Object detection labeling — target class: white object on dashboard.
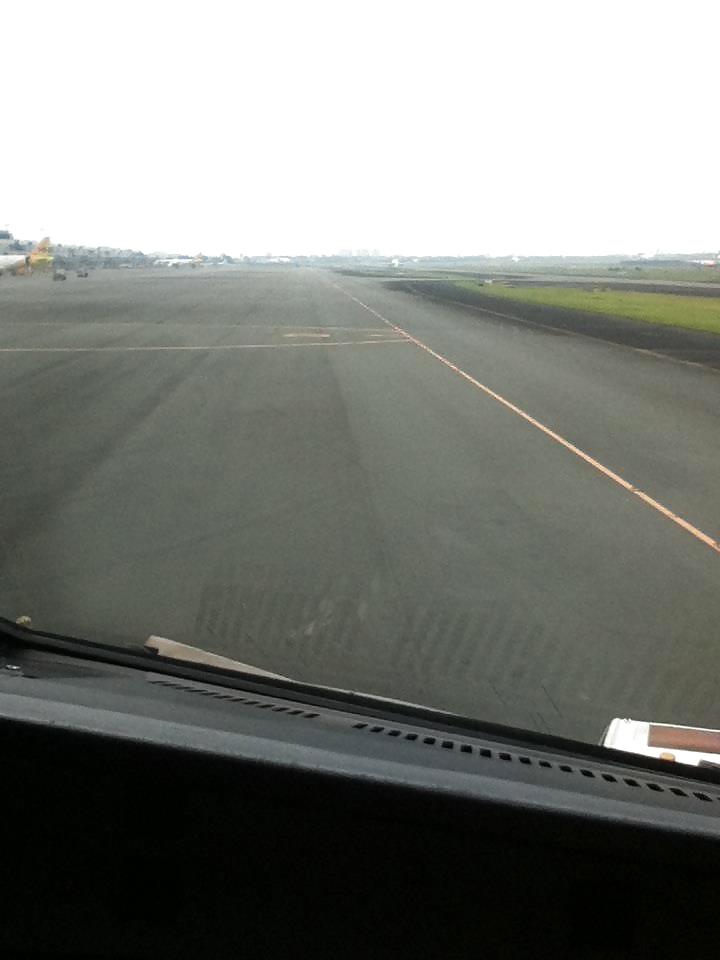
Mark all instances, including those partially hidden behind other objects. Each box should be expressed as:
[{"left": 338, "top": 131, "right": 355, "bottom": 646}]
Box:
[{"left": 603, "top": 717, "right": 720, "bottom": 767}]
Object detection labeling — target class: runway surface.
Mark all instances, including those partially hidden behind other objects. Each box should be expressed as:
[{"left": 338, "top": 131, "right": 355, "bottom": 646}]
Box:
[{"left": 1, "top": 266, "right": 719, "bottom": 741}]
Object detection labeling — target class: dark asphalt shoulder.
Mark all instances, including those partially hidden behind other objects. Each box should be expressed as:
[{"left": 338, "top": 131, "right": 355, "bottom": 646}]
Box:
[{"left": 388, "top": 279, "right": 720, "bottom": 370}]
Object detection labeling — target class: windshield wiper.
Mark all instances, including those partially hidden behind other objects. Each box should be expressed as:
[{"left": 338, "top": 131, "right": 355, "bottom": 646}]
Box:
[{"left": 144, "top": 635, "right": 289, "bottom": 680}]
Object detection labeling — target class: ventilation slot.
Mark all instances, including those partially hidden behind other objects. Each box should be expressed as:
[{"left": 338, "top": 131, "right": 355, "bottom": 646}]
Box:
[
  {"left": 153, "top": 678, "right": 720, "bottom": 808},
  {"left": 348, "top": 720, "right": 719, "bottom": 808},
  {"left": 147, "top": 677, "right": 319, "bottom": 719}
]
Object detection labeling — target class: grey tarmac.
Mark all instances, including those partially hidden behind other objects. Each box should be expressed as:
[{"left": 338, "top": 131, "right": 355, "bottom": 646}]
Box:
[{"left": 1, "top": 266, "right": 719, "bottom": 742}]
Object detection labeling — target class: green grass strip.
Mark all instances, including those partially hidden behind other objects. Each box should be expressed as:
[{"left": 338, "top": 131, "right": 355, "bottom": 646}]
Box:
[{"left": 451, "top": 280, "right": 720, "bottom": 336}]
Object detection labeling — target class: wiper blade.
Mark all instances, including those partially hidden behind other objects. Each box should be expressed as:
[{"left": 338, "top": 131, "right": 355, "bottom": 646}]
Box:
[
  {"left": 144, "top": 634, "right": 441, "bottom": 712},
  {"left": 145, "top": 635, "right": 289, "bottom": 680}
]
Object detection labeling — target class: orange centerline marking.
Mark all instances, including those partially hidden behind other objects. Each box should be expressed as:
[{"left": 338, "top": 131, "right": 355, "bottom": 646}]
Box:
[{"left": 334, "top": 283, "right": 720, "bottom": 557}]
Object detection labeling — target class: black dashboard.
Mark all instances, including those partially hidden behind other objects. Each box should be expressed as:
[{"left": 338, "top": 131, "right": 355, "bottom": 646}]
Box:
[{"left": 1, "top": 632, "right": 718, "bottom": 958}]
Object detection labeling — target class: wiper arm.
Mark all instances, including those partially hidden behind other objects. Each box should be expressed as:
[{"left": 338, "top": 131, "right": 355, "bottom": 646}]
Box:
[
  {"left": 144, "top": 635, "right": 438, "bottom": 712},
  {"left": 145, "top": 635, "right": 289, "bottom": 680}
]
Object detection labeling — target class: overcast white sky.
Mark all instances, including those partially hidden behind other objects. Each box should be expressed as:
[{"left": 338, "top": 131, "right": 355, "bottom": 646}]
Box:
[{"left": 3, "top": 0, "right": 718, "bottom": 256}]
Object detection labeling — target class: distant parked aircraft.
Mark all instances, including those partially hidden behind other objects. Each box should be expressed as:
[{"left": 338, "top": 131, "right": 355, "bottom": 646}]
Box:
[
  {"left": 0, "top": 238, "right": 54, "bottom": 275},
  {"left": 153, "top": 254, "right": 204, "bottom": 268}
]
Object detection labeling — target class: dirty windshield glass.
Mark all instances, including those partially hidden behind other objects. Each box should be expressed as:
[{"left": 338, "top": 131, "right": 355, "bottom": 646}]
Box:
[{"left": 2, "top": 0, "right": 719, "bottom": 746}]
